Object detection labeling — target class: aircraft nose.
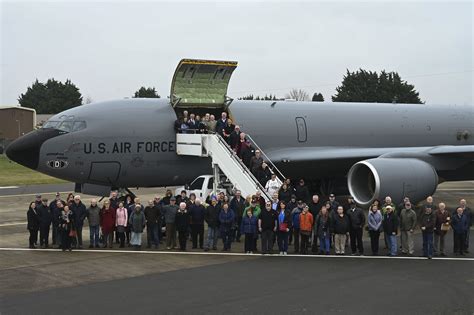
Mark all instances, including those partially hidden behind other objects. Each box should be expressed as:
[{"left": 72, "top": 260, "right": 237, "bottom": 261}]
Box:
[{"left": 6, "top": 129, "right": 62, "bottom": 170}]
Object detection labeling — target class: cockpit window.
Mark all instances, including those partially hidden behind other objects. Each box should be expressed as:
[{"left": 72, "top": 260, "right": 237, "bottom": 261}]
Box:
[
  {"left": 57, "top": 121, "right": 74, "bottom": 132},
  {"left": 42, "top": 121, "right": 60, "bottom": 129},
  {"left": 72, "top": 121, "right": 87, "bottom": 132}
]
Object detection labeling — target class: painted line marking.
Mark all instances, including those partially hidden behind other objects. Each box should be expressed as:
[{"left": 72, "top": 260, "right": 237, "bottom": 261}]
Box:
[
  {"left": 0, "top": 186, "right": 19, "bottom": 189},
  {"left": 0, "top": 222, "right": 27, "bottom": 227},
  {"left": 0, "top": 248, "right": 473, "bottom": 261}
]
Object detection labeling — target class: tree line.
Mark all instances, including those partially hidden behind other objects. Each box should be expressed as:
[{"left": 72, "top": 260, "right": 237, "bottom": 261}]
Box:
[{"left": 18, "top": 69, "right": 422, "bottom": 114}]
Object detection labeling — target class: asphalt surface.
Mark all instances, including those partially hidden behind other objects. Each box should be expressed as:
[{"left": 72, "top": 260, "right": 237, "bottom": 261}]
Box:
[{"left": 1, "top": 255, "right": 473, "bottom": 315}]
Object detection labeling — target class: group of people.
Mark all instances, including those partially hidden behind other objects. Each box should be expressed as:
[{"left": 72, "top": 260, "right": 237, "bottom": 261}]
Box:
[{"left": 26, "top": 184, "right": 472, "bottom": 259}]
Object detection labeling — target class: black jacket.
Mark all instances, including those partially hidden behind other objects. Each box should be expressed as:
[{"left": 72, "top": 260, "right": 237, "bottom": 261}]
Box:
[
  {"left": 420, "top": 211, "right": 435, "bottom": 233},
  {"left": 175, "top": 210, "right": 190, "bottom": 232},
  {"left": 37, "top": 204, "right": 52, "bottom": 226},
  {"left": 230, "top": 196, "right": 246, "bottom": 219},
  {"left": 259, "top": 209, "right": 277, "bottom": 231},
  {"left": 205, "top": 205, "right": 220, "bottom": 228},
  {"left": 295, "top": 185, "right": 310, "bottom": 203},
  {"left": 144, "top": 205, "right": 161, "bottom": 225},
  {"left": 332, "top": 214, "right": 349, "bottom": 234},
  {"left": 70, "top": 202, "right": 87, "bottom": 227},
  {"left": 383, "top": 212, "right": 399, "bottom": 235},
  {"left": 316, "top": 215, "right": 332, "bottom": 237},
  {"left": 27, "top": 207, "right": 40, "bottom": 230},
  {"left": 346, "top": 207, "right": 366, "bottom": 230}
]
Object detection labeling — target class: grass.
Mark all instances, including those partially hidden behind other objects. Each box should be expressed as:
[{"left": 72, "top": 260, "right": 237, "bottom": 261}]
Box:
[{"left": 0, "top": 155, "right": 67, "bottom": 186}]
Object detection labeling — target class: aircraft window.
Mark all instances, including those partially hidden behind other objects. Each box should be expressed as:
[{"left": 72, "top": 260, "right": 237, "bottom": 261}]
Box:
[
  {"left": 42, "top": 121, "right": 60, "bottom": 129},
  {"left": 189, "top": 177, "right": 204, "bottom": 190},
  {"left": 57, "top": 121, "right": 74, "bottom": 132},
  {"left": 72, "top": 121, "right": 87, "bottom": 132}
]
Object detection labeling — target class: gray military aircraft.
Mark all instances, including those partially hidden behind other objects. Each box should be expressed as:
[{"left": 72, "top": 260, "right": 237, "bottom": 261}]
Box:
[{"left": 6, "top": 59, "right": 474, "bottom": 206}]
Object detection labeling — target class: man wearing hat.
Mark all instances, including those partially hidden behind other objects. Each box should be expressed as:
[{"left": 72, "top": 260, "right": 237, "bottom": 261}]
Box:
[
  {"left": 420, "top": 204, "right": 435, "bottom": 259},
  {"left": 162, "top": 197, "right": 178, "bottom": 249}
]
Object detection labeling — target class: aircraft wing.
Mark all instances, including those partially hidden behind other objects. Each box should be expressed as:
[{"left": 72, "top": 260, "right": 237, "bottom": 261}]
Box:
[{"left": 266, "top": 145, "right": 474, "bottom": 162}]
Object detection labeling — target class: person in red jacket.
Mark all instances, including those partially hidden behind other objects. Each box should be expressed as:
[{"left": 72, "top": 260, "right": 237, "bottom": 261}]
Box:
[{"left": 100, "top": 200, "right": 116, "bottom": 248}]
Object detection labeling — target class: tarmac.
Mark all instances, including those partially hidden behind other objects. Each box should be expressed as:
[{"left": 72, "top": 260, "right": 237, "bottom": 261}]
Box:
[{"left": 0, "top": 181, "right": 473, "bottom": 314}]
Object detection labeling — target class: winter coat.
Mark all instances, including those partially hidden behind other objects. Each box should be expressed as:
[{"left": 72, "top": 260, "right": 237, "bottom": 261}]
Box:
[
  {"left": 399, "top": 208, "right": 417, "bottom": 231},
  {"left": 420, "top": 211, "right": 435, "bottom": 233},
  {"left": 291, "top": 207, "right": 303, "bottom": 229},
  {"left": 175, "top": 210, "right": 190, "bottom": 232},
  {"left": 383, "top": 212, "right": 399, "bottom": 235},
  {"left": 27, "top": 207, "right": 40, "bottom": 230},
  {"left": 315, "top": 214, "right": 332, "bottom": 237},
  {"left": 188, "top": 204, "right": 206, "bottom": 225},
  {"left": 100, "top": 207, "right": 116, "bottom": 234},
  {"left": 451, "top": 213, "right": 469, "bottom": 233},
  {"left": 295, "top": 185, "right": 310, "bottom": 203},
  {"left": 230, "top": 196, "right": 246, "bottom": 219},
  {"left": 259, "top": 209, "right": 277, "bottom": 231},
  {"left": 249, "top": 155, "right": 263, "bottom": 173},
  {"left": 86, "top": 205, "right": 100, "bottom": 227},
  {"left": 144, "top": 205, "right": 161, "bottom": 225},
  {"left": 205, "top": 205, "right": 220, "bottom": 228},
  {"left": 116, "top": 207, "right": 128, "bottom": 227},
  {"left": 276, "top": 210, "right": 292, "bottom": 232},
  {"left": 278, "top": 189, "right": 292, "bottom": 203},
  {"left": 219, "top": 209, "right": 235, "bottom": 230},
  {"left": 299, "top": 211, "right": 314, "bottom": 233},
  {"left": 70, "top": 201, "right": 87, "bottom": 228},
  {"left": 129, "top": 210, "right": 146, "bottom": 233},
  {"left": 240, "top": 215, "right": 258, "bottom": 235},
  {"left": 162, "top": 204, "right": 179, "bottom": 224},
  {"left": 434, "top": 209, "right": 450, "bottom": 235},
  {"left": 368, "top": 210, "right": 383, "bottom": 232},
  {"left": 59, "top": 210, "right": 74, "bottom": 232},
  {"left": 346, "top": 207, "right": 366, "bottom": 230},
  {"left": 37, "top": 204, "right": 52, "bottom": 226},
  {"left": 332, "top": 214, "right": 350, "bottom": 234}
]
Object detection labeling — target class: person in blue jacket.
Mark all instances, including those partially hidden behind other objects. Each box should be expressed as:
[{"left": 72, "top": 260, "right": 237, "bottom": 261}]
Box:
[
  {"left": 219, "top": 203, "right": 235, "bottom": 251},
  {"left": 241, "top": 208, "right": 258, "bottom": 253},
  {"left": 452, "top": 207, "right": 469, "bottom": 255}
]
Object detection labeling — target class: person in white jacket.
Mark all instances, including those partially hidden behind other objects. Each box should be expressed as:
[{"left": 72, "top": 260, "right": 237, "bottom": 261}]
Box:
[{"left": 265, "top": 174, "right": 281, "bottom": 197}]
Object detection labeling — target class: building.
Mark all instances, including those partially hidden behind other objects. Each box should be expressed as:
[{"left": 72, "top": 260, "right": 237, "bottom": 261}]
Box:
[{"left": 0, "top": 106, "right": 36, "bottom": 150}]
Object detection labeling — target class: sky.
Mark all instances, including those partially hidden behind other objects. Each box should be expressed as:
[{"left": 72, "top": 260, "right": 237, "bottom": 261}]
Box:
[{"left": 1, "top": 1, "right": 473, "bottom": 105}]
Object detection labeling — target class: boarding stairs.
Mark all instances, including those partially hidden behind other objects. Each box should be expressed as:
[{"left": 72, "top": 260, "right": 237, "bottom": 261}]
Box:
[{"left": 176, "top": 133, "right": 285, "bottom": 202}]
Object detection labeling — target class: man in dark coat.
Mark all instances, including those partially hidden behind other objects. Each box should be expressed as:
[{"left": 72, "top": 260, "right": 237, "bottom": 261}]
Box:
[
  {"left": 295, "top": 179, "right": 310, "bottom": 204},
  {"left": 346, "top": 200, "right": 365, "bottom": 255},
  {"left": 70, "top": 195, "right": 87, "bottom": 249},
  {"left": 175, "top": 202, "right": 191, "bottom": 251},
  {"left": 37, "top": 198, "right": 52, "bottom": 248},
  {"left": 215, "top": 112, "right": 228, "bottom": 136},
  {"left": 188, "top": 198, "right": 206, "bottom": 249},
  {"left": 144, "top": 200, "right": 161, "bottom": 249},
  {"left": 204, "top": 197, "right": 220, "bottom": 251},
  {"left": 230, "top": 190, "right": 246, "bottom": 242},
  {"left": 229, "top": 125, "right": 242, "bottom": 149}
]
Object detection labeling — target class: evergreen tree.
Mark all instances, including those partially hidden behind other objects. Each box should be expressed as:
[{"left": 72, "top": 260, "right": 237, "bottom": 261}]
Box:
[
  {"left": 18, "top": 79, "right": 83, "bottom": 114},
  {"left": 311, "top": 92, "right": 324, "bottom": 102},
  {"left": 133, "top": 87, "right": 160, "bottom": 98}
]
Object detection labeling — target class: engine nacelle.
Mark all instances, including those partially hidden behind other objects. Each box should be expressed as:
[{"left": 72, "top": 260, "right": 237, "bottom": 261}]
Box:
[{"left": 347, "top": 158, "right": 438, "bottom": 207}]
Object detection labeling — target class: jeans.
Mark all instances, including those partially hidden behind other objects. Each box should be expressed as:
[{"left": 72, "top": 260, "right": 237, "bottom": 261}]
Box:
[
  {"left": 422, "top": 231, "right": 434, "bottom": 257},
  {"left": 386, "top": 233, "right": 397, "bottom": 256},
  {"left": 369, "top": 230, "right": 380, "bottom": 254},
  {"left": 147, "top": 223, "right": 159, "bottom": 247},
  {"left": 277, "top": 231, "right": 289, "bottom": 252},
  {"left": 102, "top": 232, "right": 113, "bottom": 248},
  {"left": 349, "top": 228, "right": 364, "bottom": 254},
  {"left": 293, "top": 228, "right": 300, "bottom": 253},
  {"left": 244, "top": 233, "right": 255, "bottom": 252},
  {"left": 221, "top": 226, "right": 232, "bottom": 250},
  {"left": 191, "top": 224, "right": 204, "bottom": 248},
  {"left": 75, "top": 225, "right": 83, "bottom": 247},
  {"left": 401, "top": 230, "right": 414, "bottom": 254},
  {"left": 319, "top": 233, "right": 330, "bottom": 253},
  {"left": 89, "top": 225, "right": 100, "bottom": 247},
  {"left": 206, "top": 226, "right": 218, "bottom": 249},
  {"left": 261, "top": 230, "right": 274, "bottom": 254}
]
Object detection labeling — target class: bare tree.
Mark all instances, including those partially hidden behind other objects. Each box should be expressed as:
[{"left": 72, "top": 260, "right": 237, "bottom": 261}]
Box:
[
  {"left": 285, "top": 89, "right": 310, "bottom": 101},
  {"left": 84, "top": 96, "right": 93, "bottom": 104}
]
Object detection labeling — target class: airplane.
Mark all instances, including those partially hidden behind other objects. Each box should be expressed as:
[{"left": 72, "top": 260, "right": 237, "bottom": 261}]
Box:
[{"left": 5, "top": 59, "right": 474, "bottom": 206}]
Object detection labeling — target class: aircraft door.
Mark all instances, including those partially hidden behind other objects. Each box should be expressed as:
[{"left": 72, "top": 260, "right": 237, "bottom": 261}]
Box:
[
  {"left": 88, "top": 161, "right": 121, "bottom": 185},
  {"left": 295, "top": 117, "right": 307, "bottom": 142}
]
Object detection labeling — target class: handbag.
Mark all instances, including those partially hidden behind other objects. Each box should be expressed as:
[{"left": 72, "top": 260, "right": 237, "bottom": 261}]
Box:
[
  {"left": 279, "top": 222, "right": 288, "bottom": 232},
  {"left": 440, "top": 223, "right": 450, "bottom": 232},
  {"left": 69, "top": 229, "right": 77, "bottom": 237}
]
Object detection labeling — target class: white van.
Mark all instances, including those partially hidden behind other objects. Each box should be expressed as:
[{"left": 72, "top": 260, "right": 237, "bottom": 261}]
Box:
[{"left": 174, "top": 175, "right": 231, "bottom": 201}]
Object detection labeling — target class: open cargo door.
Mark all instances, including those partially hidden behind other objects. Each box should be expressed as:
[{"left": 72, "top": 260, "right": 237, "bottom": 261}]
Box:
[{"left": 170, "top": 59, "right": 237, "bottom": 109}]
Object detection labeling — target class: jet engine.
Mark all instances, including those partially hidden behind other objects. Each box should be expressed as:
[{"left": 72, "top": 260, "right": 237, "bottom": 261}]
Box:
[{"left": 347, "top": 158, "right": 438, "bottom": 207}]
